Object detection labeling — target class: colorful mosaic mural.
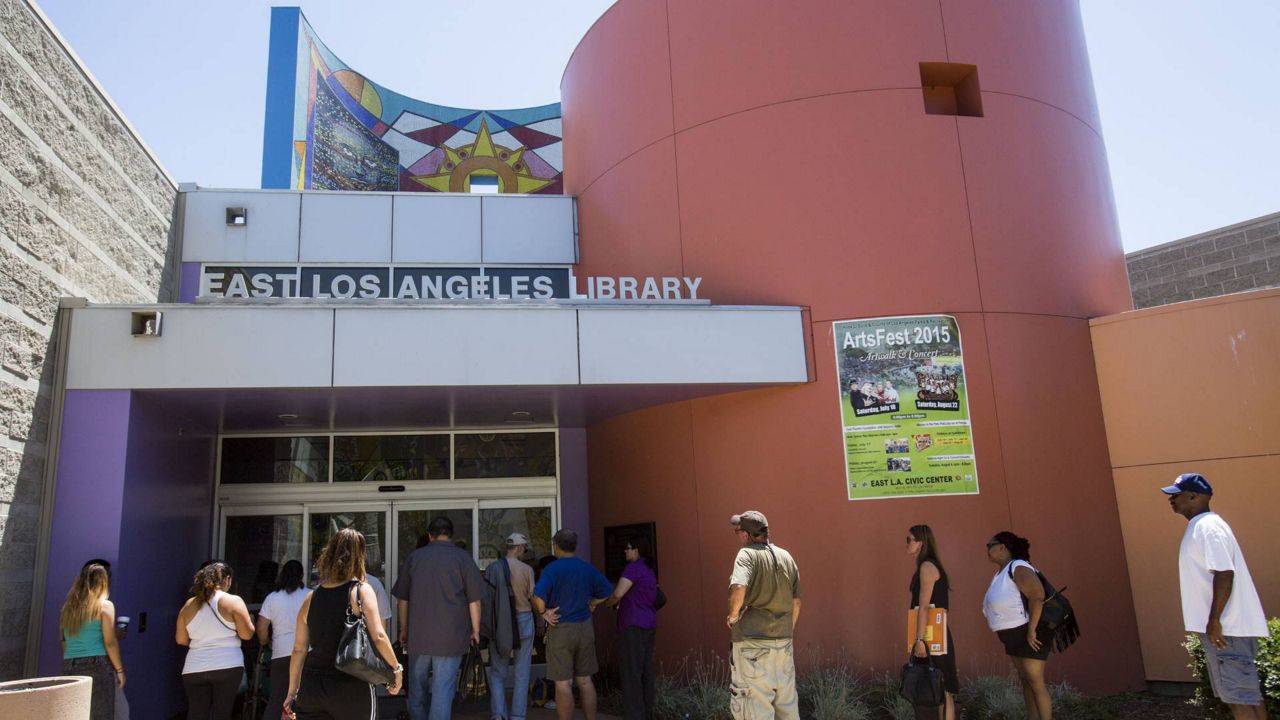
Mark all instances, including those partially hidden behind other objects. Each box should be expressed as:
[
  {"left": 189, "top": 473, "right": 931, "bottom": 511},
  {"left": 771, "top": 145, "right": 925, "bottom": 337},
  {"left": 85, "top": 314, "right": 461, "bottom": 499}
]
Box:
[{"left": 262, "top": 8, "right": 564, "bottom": 194}]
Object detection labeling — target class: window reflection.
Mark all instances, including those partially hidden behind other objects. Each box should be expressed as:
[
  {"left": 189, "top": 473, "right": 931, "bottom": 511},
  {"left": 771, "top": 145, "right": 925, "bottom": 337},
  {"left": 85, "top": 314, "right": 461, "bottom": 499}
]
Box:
[
  {"left": 333, "top": 435, "right": 450, "bottom": 482},
  {"left": 221, "top": 437, "right": 328, "bottom": 484},
  {"left": 454, "top": 432, "right": 556, "bottom": 479},
  {"left": 478, "top": 507, "right": 552, "bottom": 569},
  {"left": 223, "top": 515, "right": 303, "bottom": 605}
]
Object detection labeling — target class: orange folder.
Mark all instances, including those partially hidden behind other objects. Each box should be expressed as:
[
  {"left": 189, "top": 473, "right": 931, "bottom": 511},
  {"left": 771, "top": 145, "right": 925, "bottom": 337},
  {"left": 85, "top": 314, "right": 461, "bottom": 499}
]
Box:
[{"left": 906, "top": 605, "right": 948, "bottom": 655}]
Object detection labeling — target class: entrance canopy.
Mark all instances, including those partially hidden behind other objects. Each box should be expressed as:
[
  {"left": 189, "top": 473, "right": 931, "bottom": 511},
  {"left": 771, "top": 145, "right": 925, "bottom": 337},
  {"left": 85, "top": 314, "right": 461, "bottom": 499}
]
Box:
[{"left": 64, "top": 302, "right": 809, "bottom": 429}]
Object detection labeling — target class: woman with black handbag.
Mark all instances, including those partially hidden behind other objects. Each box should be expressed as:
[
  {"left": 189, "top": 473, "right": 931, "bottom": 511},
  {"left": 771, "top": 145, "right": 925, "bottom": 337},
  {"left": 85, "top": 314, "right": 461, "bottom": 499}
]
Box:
[
  {"left": 284, "top": 528, "right": 402, "bottom": 719},
  {"left": 982, "top": 531, "right": 1052, "bottom": 720},
  {"left": 905, "top": 525, "right": 957, "bottom": 720}
]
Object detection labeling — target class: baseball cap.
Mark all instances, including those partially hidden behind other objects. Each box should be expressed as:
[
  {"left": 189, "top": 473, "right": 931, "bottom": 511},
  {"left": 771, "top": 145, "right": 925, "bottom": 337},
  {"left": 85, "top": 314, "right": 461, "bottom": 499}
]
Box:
[
  {"left": 1161, "top": 473, "right": 1213, "bottom": 496},
  {"left": 729, "top": 510, "right": 768, "bottom": 534},
  {"left": 505, "top": 532, "right": 530, "bottom": 546}
]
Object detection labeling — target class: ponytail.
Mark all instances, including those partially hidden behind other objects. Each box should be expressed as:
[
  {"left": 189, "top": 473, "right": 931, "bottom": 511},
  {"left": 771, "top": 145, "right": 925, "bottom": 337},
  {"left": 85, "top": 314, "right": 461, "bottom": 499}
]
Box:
[
  {"left": 992, "top": 531, "right": 1031, "bottom": 561},
  {"left": 191, "top": 562, "right": 231, "bottom": 603}
]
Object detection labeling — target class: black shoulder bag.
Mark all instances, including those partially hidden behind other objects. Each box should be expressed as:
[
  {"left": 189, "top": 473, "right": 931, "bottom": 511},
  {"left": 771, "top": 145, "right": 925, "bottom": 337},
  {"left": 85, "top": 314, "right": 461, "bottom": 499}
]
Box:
[
  {"left": 1009, "top": 564, "right": 1081, "bottom": 653},
  {"left": 899, "top": 654, "right": 945, "bottom": 707},
  {"left": 335, "top": 581, "right": 396, "bottom": 685}
]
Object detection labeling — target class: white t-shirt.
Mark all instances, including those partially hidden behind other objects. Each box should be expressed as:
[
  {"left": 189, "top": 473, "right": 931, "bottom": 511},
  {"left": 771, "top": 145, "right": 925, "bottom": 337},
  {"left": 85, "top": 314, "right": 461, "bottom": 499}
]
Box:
[
  {"left": 364, "top": 574, "right": 392, "bottom": 624},
  {"left": 1178, "top": 512, "right": 1268, "bottom": 637},
  {"left": 258, "top": 588, "right": 311, "bottom": 660},
  {"left": 983, "top": 559, "right": 1034, "bottom": 632}
]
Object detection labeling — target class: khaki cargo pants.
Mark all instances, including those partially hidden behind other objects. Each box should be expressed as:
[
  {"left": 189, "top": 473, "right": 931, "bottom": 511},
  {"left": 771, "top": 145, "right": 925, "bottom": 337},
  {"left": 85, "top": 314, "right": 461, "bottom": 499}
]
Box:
[{"left": 730, "top": 638, "right": 799, "bottom": 720}]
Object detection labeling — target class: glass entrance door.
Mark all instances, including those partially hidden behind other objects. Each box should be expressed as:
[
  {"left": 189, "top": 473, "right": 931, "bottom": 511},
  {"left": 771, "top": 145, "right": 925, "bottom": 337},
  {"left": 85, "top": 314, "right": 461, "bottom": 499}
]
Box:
[
  {"left": 218, "top": 499, "right": 557, "bottom": 612},
  {"left": 307, "top": 505, "right": 390, "bottom": 591}
]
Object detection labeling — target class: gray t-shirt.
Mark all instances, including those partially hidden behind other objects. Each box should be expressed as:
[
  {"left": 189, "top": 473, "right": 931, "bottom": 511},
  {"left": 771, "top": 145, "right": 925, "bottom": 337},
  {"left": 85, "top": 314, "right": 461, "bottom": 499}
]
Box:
[
  {"left": 729, "top": 542, "right": 801, "bottom": 642},
  {"left": 392, "top": 540, "right": 484, "bottom": 656}
]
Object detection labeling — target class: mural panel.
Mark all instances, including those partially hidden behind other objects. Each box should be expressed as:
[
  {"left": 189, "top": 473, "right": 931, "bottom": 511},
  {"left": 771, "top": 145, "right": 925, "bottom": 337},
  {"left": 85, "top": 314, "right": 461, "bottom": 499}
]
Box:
[{"left": 266, "top": 9, "right": 564, "bottom": 194}]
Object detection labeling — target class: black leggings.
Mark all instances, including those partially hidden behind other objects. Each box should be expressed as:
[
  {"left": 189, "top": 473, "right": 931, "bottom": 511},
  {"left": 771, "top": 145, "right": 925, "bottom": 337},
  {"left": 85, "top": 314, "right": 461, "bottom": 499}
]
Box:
[
  {"left": 263, "top": 656, "right": 291, "bottom": 720},
  {"left": 183, "top": 666, "right": 242, "bottom": 720},
  {"left": 293, "top": 671, "right": 375, "bottom": 720}
]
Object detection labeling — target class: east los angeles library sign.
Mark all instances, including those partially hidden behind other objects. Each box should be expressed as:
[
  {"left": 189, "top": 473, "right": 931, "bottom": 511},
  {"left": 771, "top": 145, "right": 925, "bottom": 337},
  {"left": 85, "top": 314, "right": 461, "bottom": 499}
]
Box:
[{"left": 199, "top": 266, "right": 704, "bottom": 301}]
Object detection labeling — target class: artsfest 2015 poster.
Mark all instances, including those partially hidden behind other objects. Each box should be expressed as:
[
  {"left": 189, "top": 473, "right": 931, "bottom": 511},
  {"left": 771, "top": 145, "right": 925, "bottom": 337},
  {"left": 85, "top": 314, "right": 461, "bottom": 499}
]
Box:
[{"left": 833, "top": 315, "right": 980, "bottom": 501}]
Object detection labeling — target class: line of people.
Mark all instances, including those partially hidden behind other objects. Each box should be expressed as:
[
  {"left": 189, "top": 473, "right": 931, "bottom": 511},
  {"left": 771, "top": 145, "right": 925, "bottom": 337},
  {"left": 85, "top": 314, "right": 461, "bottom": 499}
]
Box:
[
  {"left": 58, "top": 472, "right": 1268, "bottom": 720},
  {"left": 728, "top": 475, "right": 1270, "bottom": 720}
]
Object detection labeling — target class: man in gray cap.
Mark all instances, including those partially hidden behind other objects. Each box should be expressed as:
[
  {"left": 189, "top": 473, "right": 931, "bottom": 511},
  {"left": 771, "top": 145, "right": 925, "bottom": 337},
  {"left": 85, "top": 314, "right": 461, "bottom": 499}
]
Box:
[
  {"left": 1163, "top": 473, "right": 1269, "bottom": 719},
  {"left": 484, "top": 532, "right": 536, "bottom": 720},
  {"left": 726, "top": 510, "right": 802, "bottom": 720}
]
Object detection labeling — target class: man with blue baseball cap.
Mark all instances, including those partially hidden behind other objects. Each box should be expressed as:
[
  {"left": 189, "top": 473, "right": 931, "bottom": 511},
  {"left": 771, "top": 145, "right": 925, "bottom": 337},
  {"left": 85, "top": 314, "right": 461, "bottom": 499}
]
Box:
[{"left": 1163, "top": 473, "right": 1269, "bottom": 719}]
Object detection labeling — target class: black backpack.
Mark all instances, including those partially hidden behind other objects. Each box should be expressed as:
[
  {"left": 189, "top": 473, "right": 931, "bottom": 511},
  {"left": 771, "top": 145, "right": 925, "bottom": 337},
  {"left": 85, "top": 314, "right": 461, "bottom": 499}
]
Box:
[{"left": 1009, "top": 563, "right": 1081, "bottom": 652}]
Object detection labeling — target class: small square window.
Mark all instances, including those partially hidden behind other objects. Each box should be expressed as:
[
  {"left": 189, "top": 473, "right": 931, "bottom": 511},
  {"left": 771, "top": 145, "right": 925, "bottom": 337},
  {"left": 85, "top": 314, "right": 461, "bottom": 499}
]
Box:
[
  {"left": 919, "top": 62, "right": 983, "bottom": 117},
  {"left": 469, "top": 175, "right": 500, "bottom": 194},
  {"left": 226, "top": 207, "right": 248, "bottom": 226}
]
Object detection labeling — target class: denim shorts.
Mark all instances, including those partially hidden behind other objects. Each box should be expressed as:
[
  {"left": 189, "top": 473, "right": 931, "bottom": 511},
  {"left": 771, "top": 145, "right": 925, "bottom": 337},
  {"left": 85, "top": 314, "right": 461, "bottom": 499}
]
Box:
[{"left": 1200, "top": 634, "right": 1263, "bottom": 706}]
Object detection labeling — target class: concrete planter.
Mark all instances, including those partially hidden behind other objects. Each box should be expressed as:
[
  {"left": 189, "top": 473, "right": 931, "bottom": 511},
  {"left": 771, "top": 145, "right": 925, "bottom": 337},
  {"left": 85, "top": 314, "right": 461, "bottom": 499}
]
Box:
[{"left": 0, "top": 676, "right": 91, "bottom": 719}]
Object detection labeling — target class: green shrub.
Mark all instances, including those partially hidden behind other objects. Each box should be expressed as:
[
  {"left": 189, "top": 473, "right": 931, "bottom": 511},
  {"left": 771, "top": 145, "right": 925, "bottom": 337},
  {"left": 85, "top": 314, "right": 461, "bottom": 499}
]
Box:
[
  {"left": 651, "top": 653, "right": 733, "bottom": 720},
  {"left": 958, "top": 675, "right": 1023, "bottom": 719},
  {"left": 1185, "top": 617, "right": 1280, "bottom": 717},
  {"left": 859, "top": 673, "right": 914, "bottom": 720},
  {"left": 797, "top": 665, "right": 872, "bottom": 720}
]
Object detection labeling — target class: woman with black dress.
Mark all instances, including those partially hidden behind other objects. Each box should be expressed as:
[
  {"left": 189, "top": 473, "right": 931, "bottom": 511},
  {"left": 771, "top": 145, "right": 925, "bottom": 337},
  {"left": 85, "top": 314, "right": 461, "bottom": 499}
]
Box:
[
  {"left": 906, "top": 524, "right": 958, "bottom": 720},
  {"left": 283, "top": 528, "right": 402, "bottom": 719}
]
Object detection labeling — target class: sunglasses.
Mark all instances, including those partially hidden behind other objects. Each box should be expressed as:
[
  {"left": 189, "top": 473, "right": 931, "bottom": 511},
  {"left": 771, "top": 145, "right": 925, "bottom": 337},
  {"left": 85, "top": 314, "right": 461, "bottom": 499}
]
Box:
[
  {"left": 985, "top": 541, "right": 1002, "bottom": 550},
  {"left": 905, "top": 536, "right": 919, "bottom": 544}
]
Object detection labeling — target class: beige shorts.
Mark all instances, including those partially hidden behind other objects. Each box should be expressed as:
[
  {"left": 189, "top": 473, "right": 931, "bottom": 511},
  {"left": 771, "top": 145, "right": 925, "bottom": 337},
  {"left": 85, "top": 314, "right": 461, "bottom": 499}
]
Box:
[
  {"left": 545, "top": 620, "right": 598, "bottom": 681},
  {"left": 730, "top": 638, "right": 799, "bottom": 720}
]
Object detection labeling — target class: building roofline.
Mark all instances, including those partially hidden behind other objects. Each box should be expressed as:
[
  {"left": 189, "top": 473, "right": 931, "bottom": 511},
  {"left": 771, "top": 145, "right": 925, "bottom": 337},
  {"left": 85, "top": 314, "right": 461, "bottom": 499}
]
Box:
[
  {"left": 1127, "top": 209, "right": 1280, "bottom": 258},
  {"left": 22, "top": 0, "right": 176, "bottom": 189}
]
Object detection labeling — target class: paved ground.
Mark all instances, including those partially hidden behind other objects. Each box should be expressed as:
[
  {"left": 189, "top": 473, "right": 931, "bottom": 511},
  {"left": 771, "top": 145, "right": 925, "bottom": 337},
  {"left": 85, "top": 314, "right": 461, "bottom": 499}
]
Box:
[
  {"left": 451, "top": 709, "right": 621, "bottom": 720},
  {"left": 379, "top": 699, "right": 621, "bottom": 720}
]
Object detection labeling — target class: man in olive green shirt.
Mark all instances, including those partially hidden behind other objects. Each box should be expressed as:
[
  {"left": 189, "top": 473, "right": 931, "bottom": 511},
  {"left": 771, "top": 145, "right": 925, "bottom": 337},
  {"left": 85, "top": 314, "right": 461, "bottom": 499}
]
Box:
[{"left": 726, "top": 510, "right": 801, "bottom": 720}]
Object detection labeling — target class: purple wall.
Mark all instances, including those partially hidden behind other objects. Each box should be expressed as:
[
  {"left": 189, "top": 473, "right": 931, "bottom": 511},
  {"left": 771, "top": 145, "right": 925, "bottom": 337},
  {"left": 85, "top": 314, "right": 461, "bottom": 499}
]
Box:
[
  {"left": 558, "top": 428, "right": 590, "bottom": 559},
  {"left": 41, "top": 390, "right": 216, "bottom": 719},
  {"left": 179, "top": 262, "right": 201, "bottom": 303},
  {"left": 41, "top": 390, "right": 132, "bottom": 676},
  {"left": 115, "top": 393, "right": 216, "bottom": 719}
]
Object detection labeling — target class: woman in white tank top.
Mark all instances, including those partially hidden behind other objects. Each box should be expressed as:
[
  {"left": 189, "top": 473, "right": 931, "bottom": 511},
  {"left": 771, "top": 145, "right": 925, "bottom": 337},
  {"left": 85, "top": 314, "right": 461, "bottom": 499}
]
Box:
[
  {"left": 176, "top": 562, "right": 254, "bottom": 720},
  {"left": 982, "top": 532, "right": 1052, "bottom": 720}
]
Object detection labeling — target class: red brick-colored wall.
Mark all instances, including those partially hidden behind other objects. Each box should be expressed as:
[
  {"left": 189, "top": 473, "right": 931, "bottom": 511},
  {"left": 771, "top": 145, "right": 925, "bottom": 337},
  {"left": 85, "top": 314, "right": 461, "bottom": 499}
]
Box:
[{"left": 565, "top": 0, "right": 1141, "bottom": 693}]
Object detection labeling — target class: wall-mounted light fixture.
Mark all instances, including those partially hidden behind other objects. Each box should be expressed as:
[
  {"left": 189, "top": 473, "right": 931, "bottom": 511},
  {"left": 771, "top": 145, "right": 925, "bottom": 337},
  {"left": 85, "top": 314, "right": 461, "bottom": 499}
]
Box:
[{"left": 130, "top": 311, "right": 162, "bottom": 337}]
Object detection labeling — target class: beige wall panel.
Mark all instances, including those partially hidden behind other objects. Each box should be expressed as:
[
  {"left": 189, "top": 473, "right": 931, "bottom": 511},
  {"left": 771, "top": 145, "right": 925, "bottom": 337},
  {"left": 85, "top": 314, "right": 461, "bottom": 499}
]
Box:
[
  {"left": 1092, "top": 289, "right": 1280, "bottom": 469},
  {"left": 1114, "top": 457, "right": 1280, "bottom": 681}
]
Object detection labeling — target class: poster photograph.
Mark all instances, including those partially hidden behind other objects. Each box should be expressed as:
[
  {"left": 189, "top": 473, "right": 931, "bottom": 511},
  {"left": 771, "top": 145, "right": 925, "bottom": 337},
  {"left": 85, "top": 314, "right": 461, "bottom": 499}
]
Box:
[{"left": 833, "top": 314, "right": 980, "bottom": 501}]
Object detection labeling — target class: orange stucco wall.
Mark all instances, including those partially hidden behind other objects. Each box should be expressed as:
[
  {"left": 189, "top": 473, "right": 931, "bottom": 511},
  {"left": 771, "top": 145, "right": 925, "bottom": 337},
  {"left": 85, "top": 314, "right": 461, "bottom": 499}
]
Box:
[
  {"left": 1091, "top": 288, "right": 1280, "bottom": 681},
  {"left": 563, "top": 0, "right": 1143, "bottom": 692}
]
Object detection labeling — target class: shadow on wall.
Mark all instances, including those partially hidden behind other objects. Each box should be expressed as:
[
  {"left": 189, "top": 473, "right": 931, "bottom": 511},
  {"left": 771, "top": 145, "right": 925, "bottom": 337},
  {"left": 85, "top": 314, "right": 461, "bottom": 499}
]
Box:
[{"left": 0, "top": 327, "right": 59, "bottom": 680}]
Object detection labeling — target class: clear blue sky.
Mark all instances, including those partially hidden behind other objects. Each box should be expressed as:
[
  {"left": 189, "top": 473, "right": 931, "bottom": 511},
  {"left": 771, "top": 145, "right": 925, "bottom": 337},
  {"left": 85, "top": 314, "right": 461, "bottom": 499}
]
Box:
[{"left": 35, "top": 0, "right": 1279, "bottom": 252}]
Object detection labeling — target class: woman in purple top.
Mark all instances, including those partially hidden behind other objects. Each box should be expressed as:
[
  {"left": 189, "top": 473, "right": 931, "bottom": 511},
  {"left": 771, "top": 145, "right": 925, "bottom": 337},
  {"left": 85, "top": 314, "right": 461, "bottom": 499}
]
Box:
[{"left": 604, "top": 537, "right": 657, "bottom": 720}]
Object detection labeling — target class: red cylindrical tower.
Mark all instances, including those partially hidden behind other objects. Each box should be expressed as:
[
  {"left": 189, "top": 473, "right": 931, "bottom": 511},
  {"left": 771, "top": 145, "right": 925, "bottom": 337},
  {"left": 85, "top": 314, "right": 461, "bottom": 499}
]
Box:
[{"left": 564, "top": 0, "right": 1140, "bottom": 691}]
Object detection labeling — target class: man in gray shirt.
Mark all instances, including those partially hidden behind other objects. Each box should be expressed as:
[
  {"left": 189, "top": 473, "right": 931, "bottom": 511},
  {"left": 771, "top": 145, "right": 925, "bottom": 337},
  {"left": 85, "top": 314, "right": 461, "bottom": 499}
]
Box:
[
  {"left": 726, "top": 510, "right": 801, "bottom": 720},
  {"left": 393, "top": 516, "right": 484, "bottom": 720}
]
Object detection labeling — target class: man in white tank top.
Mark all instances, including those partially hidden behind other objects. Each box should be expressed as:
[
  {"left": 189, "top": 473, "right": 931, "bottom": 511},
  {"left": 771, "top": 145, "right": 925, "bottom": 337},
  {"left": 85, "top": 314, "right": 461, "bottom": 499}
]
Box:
[{"left": 1164, "top": 473, "right": 1269, "bottom": 718}]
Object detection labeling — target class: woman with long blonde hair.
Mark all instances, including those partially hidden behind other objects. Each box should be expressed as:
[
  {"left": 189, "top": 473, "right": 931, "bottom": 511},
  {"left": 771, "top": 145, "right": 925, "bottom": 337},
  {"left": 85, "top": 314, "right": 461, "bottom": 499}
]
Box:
[{"left": 61, "top": 562, "right": 124, "bottom": 720}]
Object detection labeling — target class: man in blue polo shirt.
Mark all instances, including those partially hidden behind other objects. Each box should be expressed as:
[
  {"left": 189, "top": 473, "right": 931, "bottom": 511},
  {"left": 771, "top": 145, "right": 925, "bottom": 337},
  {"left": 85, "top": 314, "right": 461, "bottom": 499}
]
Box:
[{"left": 532, "top": 529, "right": 612, "bottom": 720}]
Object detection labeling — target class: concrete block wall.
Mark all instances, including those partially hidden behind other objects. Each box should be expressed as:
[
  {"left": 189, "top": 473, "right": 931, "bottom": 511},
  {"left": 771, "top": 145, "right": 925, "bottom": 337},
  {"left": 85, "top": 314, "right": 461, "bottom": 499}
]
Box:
[
  {"left": 1127, "top": 211, "right": 1280, "bottom": 309},
  {"left": 0, "top": 0, "right": 176, "bottom": 678}
]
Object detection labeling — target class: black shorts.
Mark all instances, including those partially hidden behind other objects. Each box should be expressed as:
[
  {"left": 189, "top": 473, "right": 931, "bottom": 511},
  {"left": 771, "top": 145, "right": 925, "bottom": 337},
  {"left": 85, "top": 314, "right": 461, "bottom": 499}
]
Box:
[
  {"left": 996, "top": 623, "right": 1052, "bottom": 661},
  {"left": 294, "top": 670, "right": 376, "bottom": 720}
]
